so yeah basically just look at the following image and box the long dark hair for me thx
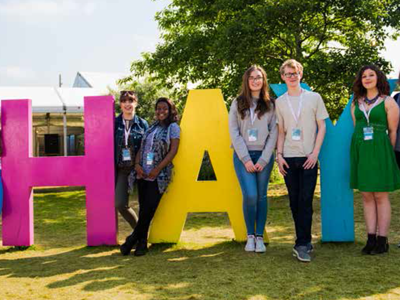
[352,65,389,103]
[155,97,179,126]
[237,65,273,120]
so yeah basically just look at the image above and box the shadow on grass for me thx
[2,186,400,299]
[0,241,399,300]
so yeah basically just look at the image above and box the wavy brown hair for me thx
[155,97,179,126]
[352,65,389,103]
[236,65,272,120]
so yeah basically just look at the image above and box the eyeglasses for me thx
[249,76,263,82]
[284,72,300,78]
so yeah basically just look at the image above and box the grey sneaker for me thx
[293,246,311,262]
[307,242,314,253]
[245,235,255,252]
[255,236,266,253]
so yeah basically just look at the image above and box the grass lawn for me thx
[1,183,400,300]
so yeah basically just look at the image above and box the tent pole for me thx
[63,107,67,157]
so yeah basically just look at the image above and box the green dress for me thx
[350,99,400,192]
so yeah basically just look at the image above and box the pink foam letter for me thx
[1,97,117,246]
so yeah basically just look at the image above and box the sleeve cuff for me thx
[256,158,267,168]
[241,155,251,163]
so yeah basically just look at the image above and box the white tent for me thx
[0,86,106,113]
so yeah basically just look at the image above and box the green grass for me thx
[1,185,400,300]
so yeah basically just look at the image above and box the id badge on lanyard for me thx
[292,128,301,141]
[286,91,303,141]
[146,152,154,165]
[248,128,258,142]
[122,148,131,161]
[363,127,373,140]
[248,105,258,142]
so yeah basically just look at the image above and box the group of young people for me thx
[114,58,400,262]
[230,59,400,262]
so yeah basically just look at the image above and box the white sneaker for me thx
[255,236,266,253]
[245,235,256,252]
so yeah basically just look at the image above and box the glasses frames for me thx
[249,76,263,82]
[284,72,300,78]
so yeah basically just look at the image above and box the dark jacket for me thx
[114,113,148,167]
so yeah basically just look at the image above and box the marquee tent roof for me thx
[0,87,106,113]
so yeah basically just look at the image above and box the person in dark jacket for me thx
[114,91,148,230]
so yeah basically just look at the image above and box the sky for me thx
[0,0,399,88]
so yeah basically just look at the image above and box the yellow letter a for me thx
[149,89,268,243]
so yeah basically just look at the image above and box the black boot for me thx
[134,238,148,256]
[371,236,389,255]
[120,231,138,256]
[361,234,376,255]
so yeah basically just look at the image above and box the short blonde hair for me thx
[279,59,303,75]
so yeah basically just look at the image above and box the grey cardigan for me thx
[228,98,278,167]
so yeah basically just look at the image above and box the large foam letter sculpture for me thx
[1,97,117,246]
[0,170,3,215]
[271,80,397,242]
[148,89,251,243]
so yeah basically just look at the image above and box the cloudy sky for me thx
[0,0,399,87]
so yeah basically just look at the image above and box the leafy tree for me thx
[129,0,400,120]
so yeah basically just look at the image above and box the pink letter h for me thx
[1,97,117,246]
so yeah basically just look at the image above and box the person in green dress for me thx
[350,65,400,255]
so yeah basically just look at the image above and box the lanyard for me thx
[249,102,257,125]
[360,99,380,126]
[285,89,304,126]
[123,119,133,147]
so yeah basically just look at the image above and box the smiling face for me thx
[361,68,378,91]
[156,101,170,122]
[281,66,302,89]
[248,70,264,94]
[120,95,138,115]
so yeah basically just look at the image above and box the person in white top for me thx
[275,59,329,262]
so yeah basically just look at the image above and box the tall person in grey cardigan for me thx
[228,65,277,253]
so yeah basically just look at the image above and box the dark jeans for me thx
[133,179,163,240]
[115,168,138,229]
[283,157,318,247]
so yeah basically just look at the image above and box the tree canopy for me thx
[128,0,400,119]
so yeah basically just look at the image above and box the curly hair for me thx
[155,97,179,125]
[352,65,389,103]
[237,65,273,120]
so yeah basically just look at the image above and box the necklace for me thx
[365,94,380,105]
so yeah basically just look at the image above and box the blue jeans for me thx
[233,151,274,236]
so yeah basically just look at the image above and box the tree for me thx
[129,0,400,120]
